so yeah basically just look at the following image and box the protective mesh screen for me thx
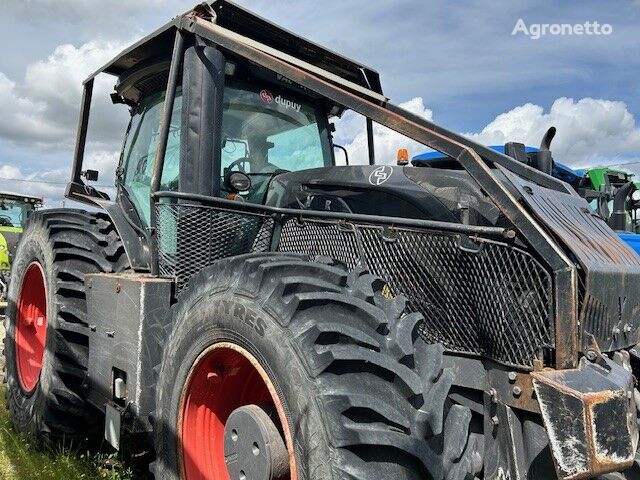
[156,202,553,368]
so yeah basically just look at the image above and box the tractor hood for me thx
[265,165,503,228]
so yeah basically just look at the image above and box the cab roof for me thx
[86,0,383,96]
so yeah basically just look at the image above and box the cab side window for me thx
[121,89,182,226]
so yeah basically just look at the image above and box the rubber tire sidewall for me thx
[155,291,331,480]
[5,220,60,438]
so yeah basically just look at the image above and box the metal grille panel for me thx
[156,203,273,291]
[279,219,553,367]
[156,203,553,368]
[502,168,640,353]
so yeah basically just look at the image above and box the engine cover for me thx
[266,165,502,227]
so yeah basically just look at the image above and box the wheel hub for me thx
[15,261,47,393]
[179,343,296,479]
[224,404,289,480]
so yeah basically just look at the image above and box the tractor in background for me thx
[412,128,640,253]
[0,192,42,301]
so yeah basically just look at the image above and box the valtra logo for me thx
[260,89,274,104]
[368,165,393,186]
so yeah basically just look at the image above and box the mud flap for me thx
[532,357,638,479]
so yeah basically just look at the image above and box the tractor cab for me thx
[0,192,42,260]
[574,167,640,231]
[67,2,379,226]
[117,76,334,226]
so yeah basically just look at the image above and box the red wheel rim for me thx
[179,342,297,480]
[15,262,48,393]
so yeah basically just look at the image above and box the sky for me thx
[1,0,640,206]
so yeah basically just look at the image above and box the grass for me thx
[0,387,135,480]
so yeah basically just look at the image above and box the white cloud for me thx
[337,96,640,169]
[0,38,128,208]
[465,98,640,167]
[337,97,433,165]
[0,165,22,180]
[0,40,130,150]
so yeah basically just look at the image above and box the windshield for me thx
[0,200,36,228]
[220,81,332,202]
[222,82,331,172]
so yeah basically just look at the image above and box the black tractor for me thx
[5,2,640,479]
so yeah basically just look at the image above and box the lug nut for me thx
[512,386,522,398]
[586,350,598,362]
[508,372,517,383]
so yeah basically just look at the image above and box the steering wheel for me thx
[0,215,12,227]
[226,157,252,173]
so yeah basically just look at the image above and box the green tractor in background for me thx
[0,193,42,302]
[573,165,640,230]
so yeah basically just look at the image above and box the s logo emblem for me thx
[260,89,274,104]
[368,165,393,186]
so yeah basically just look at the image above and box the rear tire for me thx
[3,209,128,443]
[153,253,481,479]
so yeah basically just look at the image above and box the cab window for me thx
[121,89,182,226]
[120,80,332,224]
[219,82,332,202]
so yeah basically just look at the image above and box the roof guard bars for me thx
[70,78,94,186]
[187,15,571,194]
[185,15,579,368]
[149,30,186,276]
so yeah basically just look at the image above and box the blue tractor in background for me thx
[411,127,640,253]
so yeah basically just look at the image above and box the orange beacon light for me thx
[397,148,409,166]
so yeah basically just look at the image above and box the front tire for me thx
[153,253,480,479]
[4,209,128,443]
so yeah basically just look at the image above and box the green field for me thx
[0,388,134,480]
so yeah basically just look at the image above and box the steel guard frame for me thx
[69,10,586,369]
[179,13,578,369]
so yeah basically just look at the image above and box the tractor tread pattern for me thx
[4,208,128,443]
[160,253,480,479]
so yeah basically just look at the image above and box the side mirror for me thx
[225,171,252,193]
[82,170,99,182]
